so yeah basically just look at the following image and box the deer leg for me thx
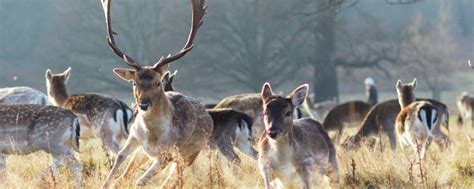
[38,158,61,183]
[116,148,148,186]
[217,140,241,165]
[64,151,83,188]
[160,162,177,189]
[301,163,314,189]
[387,130,398,152]
[259,164,273,189]
[136,159,168,186]
[102,136,139,189]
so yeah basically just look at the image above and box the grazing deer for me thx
[162,71,257,164]
[457,92,474,128]
[342,98,449,151]
[100,0,213,187]
[45,68,133,155]
[302,96,338,120]
[322,101,371,143]
[0,104,82,187]
[207,108,257,164]
[0,86,48,105]
[395,79,439,160]
[258,83,338,189]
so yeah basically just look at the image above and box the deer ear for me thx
[161,71,171,85]
[396,80,403,90]
[113,68,136,81]
[289,84,309,106]
[411,78,417,89]
[63,67,72,83]
[260,82,273,101]
[45,69,52,80]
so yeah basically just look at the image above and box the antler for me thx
[153,0,207,71]
[101,0,141,70]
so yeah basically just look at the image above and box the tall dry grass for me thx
[0,119,472,188]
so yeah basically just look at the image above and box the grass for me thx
[0,118,472,188]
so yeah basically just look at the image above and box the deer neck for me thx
[140,93,173,130]
[269,126,295,150]
[398,91,415,108]
[47,82,69,107]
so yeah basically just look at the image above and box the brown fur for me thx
[342,98,449,151]
[457,92,474,128]
[46,68,132,154]
[322,101,371,142]
[258,83,338,188]
[103,67,213,187]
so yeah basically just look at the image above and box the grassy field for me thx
[0,117,473,188]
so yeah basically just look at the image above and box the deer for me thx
[395,79,439,160]
[214,92,303,143]
[207,108,257,164]
[342,98,449,151]
[0,86,48,105]
[100,0,213,187]
[162,71,257,164]
[302,95,338,120]
[457,92,473,128]
[45,68,133,156]
[322,101,371,143]
[0,104,82,187]
[258,83,338,188]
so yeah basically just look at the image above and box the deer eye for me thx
[285,111,292,117]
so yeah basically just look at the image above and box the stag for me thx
[100,0,212,187]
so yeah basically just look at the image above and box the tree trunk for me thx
[312,8,338,103]
[313,62,339,103]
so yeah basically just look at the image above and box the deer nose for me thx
[268,130,278,139]
[139,103,150,111]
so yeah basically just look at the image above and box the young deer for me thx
[342,98,449,151]
[0,104,82,187]
[0,86,48,105]
[395,79,439,160]
[100,0,212,187]
[457,92,474,128]
[45,68,133,155]
[322,100,371,143]
[214,93,302,143]
[258,83,338,189]
[163,71,257,164]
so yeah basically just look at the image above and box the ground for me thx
[0,117,472,188]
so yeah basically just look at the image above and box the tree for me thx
[399,1,457,100]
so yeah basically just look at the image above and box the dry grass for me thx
[0,119,473,188]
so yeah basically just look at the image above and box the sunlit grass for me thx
[0,118,472,188]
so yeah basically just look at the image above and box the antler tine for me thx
[153,0,207,70]
[101,0,141,70]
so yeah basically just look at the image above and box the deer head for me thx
[45,67,71,106]
[101,0,206,111]
[396,78,417,108]
[260,83,308,140]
